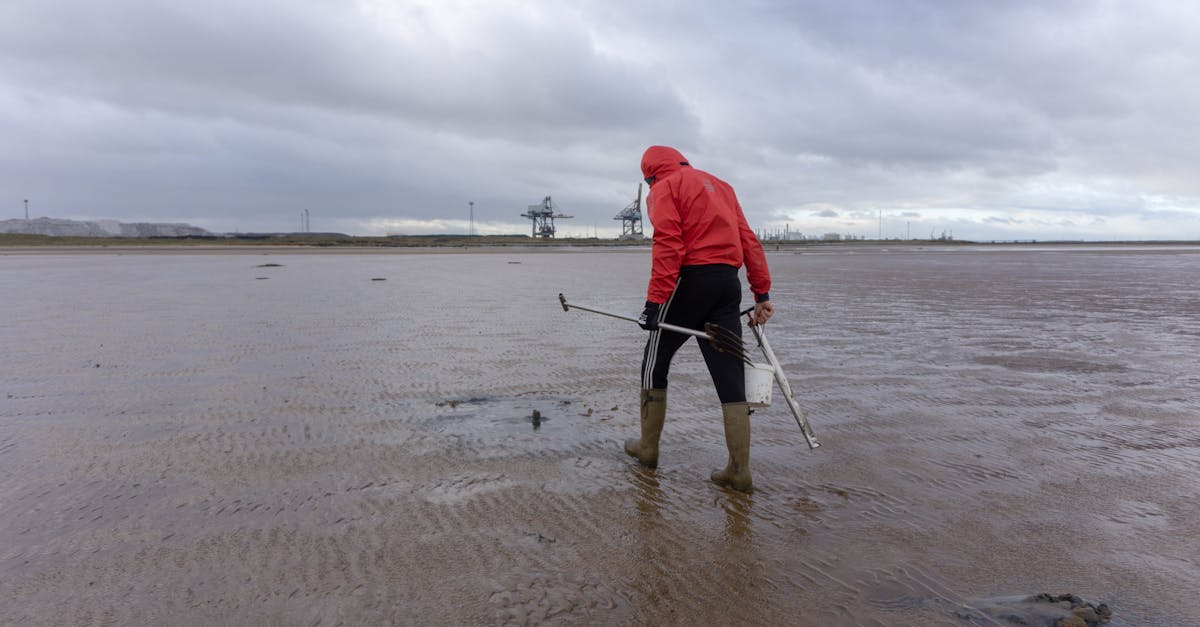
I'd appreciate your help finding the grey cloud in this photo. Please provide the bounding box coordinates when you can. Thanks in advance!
[0,1,694,141]
[0,0,697,229]
[664,1,1197,189]
[0,0,1196,240]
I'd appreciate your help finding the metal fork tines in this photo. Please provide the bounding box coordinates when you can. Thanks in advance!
[703,322,754,365]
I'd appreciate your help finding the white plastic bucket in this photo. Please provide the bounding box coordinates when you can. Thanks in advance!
[745,362,775,408]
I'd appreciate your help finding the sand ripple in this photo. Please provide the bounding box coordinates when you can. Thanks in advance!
[2,247,1198,624]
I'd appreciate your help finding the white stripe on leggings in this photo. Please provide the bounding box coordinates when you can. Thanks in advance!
[642,288,679,390]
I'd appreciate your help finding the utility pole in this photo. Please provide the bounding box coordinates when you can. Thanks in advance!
[878,209,882,240]
[469,201,474,237]
[24,199,29,220]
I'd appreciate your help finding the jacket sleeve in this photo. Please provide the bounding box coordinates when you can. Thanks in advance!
[735,201,771,299]
[646,184,684,304]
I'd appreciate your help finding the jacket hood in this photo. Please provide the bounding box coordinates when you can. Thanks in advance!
[641,145,690,181]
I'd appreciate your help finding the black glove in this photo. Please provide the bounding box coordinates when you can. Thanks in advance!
[638,301,661,331]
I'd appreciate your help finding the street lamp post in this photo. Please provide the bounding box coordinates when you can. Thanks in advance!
[24,199,29,220]
[469,201,474,237]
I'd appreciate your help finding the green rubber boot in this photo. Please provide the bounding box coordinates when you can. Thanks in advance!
[711,402,754,492]
[624,389,667,467]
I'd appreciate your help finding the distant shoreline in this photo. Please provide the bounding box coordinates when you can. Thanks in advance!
[2,232,1198,254]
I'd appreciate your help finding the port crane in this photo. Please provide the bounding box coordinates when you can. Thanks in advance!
[613,183,644,240]
[521,196,572,238]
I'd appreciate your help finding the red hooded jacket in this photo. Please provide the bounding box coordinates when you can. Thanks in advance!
[640,145,771,304]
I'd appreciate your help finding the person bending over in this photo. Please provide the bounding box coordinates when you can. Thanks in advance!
[627,145,774,492]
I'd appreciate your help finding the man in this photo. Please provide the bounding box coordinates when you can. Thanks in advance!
[626,145,774,492]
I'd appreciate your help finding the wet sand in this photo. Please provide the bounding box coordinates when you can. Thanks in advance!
[1,246,1197,625]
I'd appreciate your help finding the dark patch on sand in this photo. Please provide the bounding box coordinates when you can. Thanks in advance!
[974,354,1129,374]
[965,593,1112,626]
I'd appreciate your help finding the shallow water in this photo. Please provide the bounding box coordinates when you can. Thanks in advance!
[1,246,1197,625]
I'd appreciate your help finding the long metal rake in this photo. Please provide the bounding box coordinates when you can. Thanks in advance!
[558,293,752,364]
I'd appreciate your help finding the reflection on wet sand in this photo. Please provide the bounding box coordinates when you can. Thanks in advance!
[629,467,670,612]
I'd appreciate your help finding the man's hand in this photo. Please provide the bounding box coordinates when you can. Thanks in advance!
[750,300,774,326]
[638,301,661,331]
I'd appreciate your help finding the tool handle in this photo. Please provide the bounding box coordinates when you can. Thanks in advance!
[750,323,820,449]
[558,293,710,340]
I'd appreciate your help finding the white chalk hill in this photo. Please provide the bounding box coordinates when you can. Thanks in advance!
[1,217,211,237]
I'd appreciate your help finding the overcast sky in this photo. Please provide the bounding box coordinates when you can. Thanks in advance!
[3,0,1198,241]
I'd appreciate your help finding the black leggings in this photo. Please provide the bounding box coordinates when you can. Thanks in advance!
[641,264,746,403]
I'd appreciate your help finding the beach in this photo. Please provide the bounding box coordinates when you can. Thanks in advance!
[2,245,1197,625]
